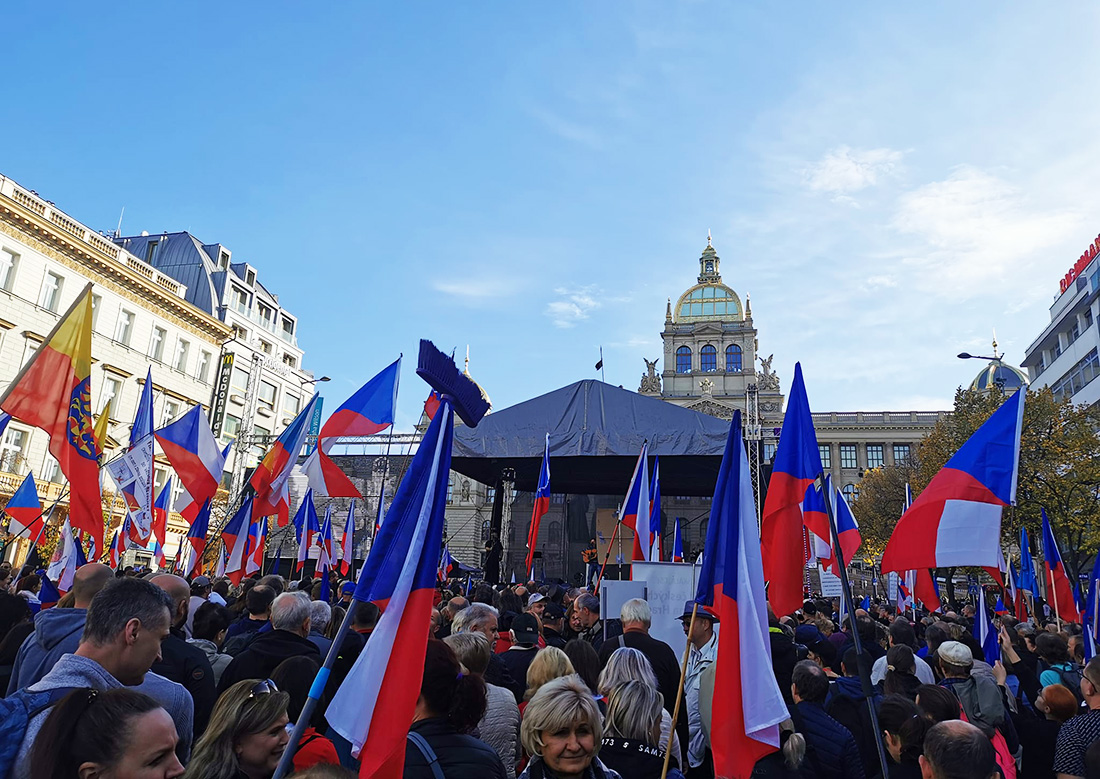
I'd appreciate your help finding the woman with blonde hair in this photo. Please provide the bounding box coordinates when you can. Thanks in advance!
[596,647,681,769]
[522,646,575,712]
[183,679,291,779]
[519,676,620,779]
[600,681,686,779]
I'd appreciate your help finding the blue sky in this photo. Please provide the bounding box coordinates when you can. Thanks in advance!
[5,3,1099,429]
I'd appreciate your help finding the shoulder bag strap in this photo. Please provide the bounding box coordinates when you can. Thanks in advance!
[407,731,447,779]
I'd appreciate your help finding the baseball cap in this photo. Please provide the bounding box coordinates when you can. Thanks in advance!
[542,602,565,621]
[340,582,355,596]
[511,613,541,644]
[528,593,545,605]
[192,575,211,587]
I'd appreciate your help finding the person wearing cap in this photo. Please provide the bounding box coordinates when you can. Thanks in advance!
[936,640,1006,736]
[500,613,541,685]
[796,623,838,678]
[525,592,546,619]
[678,600,718,774]
[541,602,568,649]
[339,580,355,607]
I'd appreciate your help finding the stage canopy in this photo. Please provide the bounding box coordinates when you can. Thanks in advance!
[451,379,732,497]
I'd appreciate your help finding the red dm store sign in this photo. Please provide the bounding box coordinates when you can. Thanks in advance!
[1061,232,1100,293]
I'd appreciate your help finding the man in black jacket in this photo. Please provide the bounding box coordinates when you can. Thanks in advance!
[218,592,319,693]
[151,574,216,738]
[791,660,865,779]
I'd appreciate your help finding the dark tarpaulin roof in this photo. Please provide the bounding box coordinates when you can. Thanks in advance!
[451,380,731,496]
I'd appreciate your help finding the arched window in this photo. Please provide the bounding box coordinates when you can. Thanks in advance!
[842,484,857,501]
[700,345,717,372]
[726,344,743,372]
[676,346,692,374]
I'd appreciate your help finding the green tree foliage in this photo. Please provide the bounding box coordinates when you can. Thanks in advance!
[853,385,1100,592]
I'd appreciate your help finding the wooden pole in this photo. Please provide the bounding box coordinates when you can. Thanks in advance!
[593,520,621,594]
[661,602,697,779]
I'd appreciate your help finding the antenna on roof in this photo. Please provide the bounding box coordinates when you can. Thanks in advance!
[115,207,125,238]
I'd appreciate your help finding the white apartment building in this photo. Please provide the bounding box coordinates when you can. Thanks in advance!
[0,174,232,564]
[1022,231,1100,408]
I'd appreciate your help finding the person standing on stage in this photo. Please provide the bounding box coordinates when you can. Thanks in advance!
[582,538,599,587]
[484,532,504,585]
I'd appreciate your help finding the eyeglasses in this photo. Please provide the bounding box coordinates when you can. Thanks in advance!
[248,679,278,699]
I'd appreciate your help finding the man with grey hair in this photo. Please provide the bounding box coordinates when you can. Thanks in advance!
[574,592,620,651]
[10,577,194,779]
[438,595,469,639]
[217,592,319,693]
[598,597,686,764]
[453,601,522,701]
[308,600,333,655]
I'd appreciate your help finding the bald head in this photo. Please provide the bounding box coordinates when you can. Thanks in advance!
[920,720,995,779]
[150,574,191,627]
[72,564,113,608]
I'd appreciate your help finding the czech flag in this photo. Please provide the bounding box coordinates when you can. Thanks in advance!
[423,390,442,422]
[186,499,211,578]
[914,569,943,614]
[47,520,79,596]
[339,499,356,576]
[1041,508,1081,622]
[245,516,267,577]
[1018,527,1039,595]
[1084,551,1100,661]
[0,284,103,554]
[251,395,319,522]
[525,433,551,578]
[294,490,321,573]
[314,505,334,579]
[302,359,400,498]
[152,477,173,548]
[648,455,662,562]
[801,475,861,574]
[223,496,254,586]
[883,389,1024,574]
[108,528,123,568]
[671,516,684,563]
[326,393,454,777]
[897,570,915,613]
[36,571,61,611]
[106,369,156,540]
[620,442,651,563]
[439,545,456,582]
[215,544,226,578]
[696,410,788,779]
[973,598,999,665]
[761,363,823,618]
[155,405,227,525]
[5,471,44,540]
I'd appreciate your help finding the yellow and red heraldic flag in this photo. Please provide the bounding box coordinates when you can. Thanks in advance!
[0,283,103,553]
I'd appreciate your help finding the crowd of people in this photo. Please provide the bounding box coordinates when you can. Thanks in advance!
[0,556,1094,779]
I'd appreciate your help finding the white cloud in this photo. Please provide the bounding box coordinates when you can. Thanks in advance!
[546,286,601,328]
[433,277,519,301]
[526,105,605,150]
[803,145,904,196]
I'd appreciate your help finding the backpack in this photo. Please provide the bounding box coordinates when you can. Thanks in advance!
[0,686,79,777]
[1052,662,1086,704]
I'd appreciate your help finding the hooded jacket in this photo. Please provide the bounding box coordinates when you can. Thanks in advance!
[217,629,320,693]
[6,607,87,695]
[187,638,233,686]
[12,653,194,779]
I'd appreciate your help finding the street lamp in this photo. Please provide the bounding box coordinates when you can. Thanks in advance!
[957,351,1006,391]
[302,375,330,386]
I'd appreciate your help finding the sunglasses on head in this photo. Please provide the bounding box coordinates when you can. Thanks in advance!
[248,679,278,699]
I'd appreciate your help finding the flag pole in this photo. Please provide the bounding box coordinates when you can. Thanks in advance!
[593,520,623,594]
[818,473,891,779]
[661,602,696,779]
[1049,566,1062,631]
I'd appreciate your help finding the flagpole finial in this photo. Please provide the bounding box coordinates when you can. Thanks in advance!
[707,229,712,247]
[992,330,1000,359]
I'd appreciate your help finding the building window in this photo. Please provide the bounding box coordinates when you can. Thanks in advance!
[486,486,496,503]
[222,414,242,441]
[676,346,692,374]
[893,444,911,465]
[0,427,29,474]
[258,380,277,411]
[1050,347,1100,401]
[162,400,181,426]
[153,467,168,496]
[258,303,273,328]
[700,344,717,372]
[232,324,248,341]
[218,251,230,270]
[41,453,60,484]
[866,444,884,470]
[101,376,122,412]
[842,484,857,502]
[1084,307,1094,329]
[726,344,743,372]
[230,367,250,396]
[282,393,299,419]
[282,353,297,369]
[173,339,189,372]
[839,444,858,469]
[90,294,102,331]
[115,310,134,345]
[231,286,249,315]
[252,425,271,455]
[0,247,18,291]
[281,317,295,340]
[763,442,777,461]
[481,519,492,543]
[818,444,832,469]
[446,479,454,504]
[197,350,212,383]
[149,327,166,361]
[144,240,159,264]
[39,271,63,312]
[259,340,272,355]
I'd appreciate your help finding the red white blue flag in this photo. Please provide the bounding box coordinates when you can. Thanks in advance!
[761,363,823,618]
[883,389,1024,573]
[671,516,684,563]
[245,515,267,577]
[294,490,321,572]
[1041,508,1081,622]
[525,433,551,578]
[695,411,788,778]
[251,395,319,521]
[648,455,662,561]
[106,369,157,540]
[47,520,79,595]
[154,404,227,525]
[801,475,861,574]
[223,496,253,585]
[303,359,400,498]
[151,477,172,549]
[314,505,334,579]
[339,499,356,576]
[326,394,454,777]
[186,499,211,578]
[4,471,43,539]
[620,442,651,563]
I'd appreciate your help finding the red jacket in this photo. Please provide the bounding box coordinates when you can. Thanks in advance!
[292,727,340,771]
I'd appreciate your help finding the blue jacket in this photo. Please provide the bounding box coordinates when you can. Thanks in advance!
[6,607,86,694]
[793,701,866,779]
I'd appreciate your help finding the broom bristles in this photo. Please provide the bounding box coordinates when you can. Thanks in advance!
[416,339,491,428]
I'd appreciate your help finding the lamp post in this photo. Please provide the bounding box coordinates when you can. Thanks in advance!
[957,348,1007,391]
